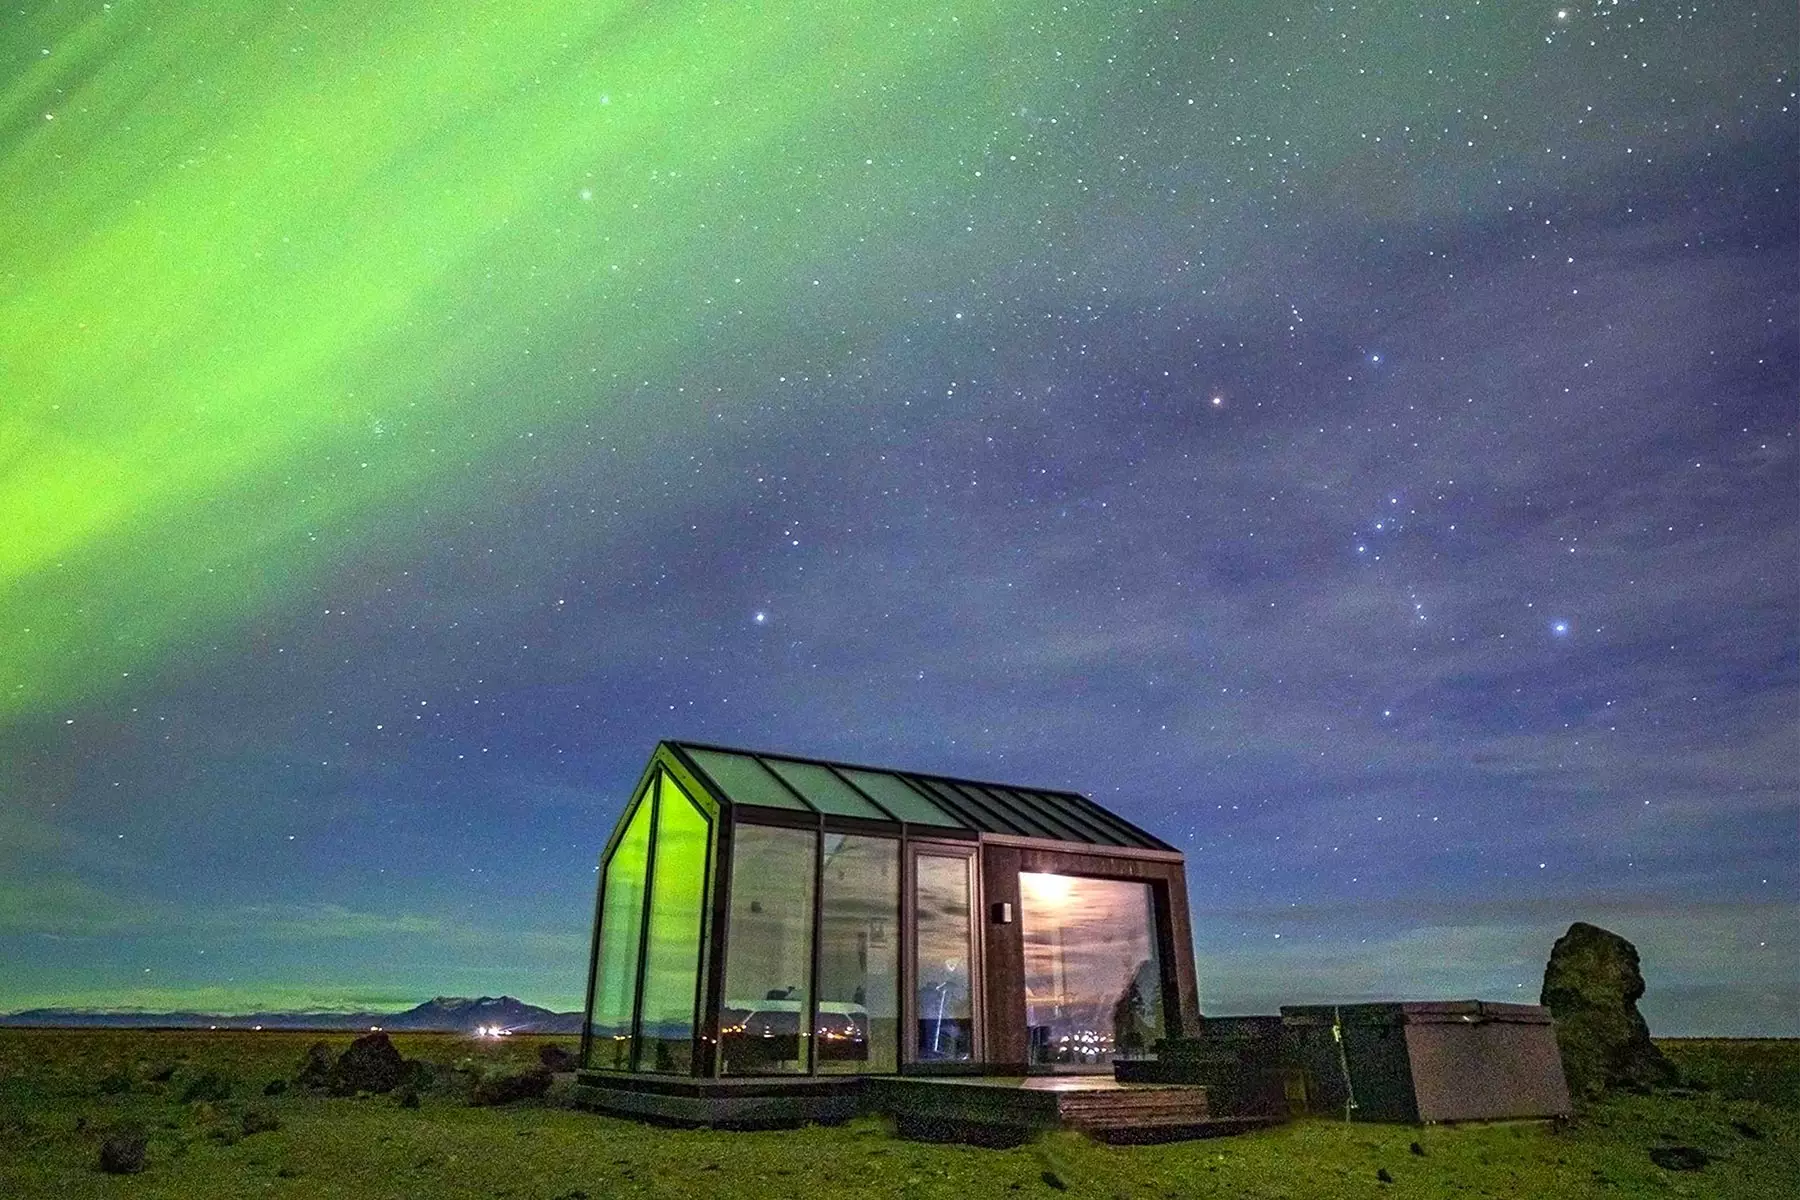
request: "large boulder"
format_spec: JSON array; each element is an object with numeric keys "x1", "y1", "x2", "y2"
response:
[
  {"x1": 328, "y1": 1032, "x2": 406, "y2": 1095},
  {"x1": 1540, "y1": 921, "x2": 1679, "y2": 1097}
]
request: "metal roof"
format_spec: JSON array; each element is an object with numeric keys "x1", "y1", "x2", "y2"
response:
[{"x1": 663, "y1": 740, "x2": 1174, "y2": 852}]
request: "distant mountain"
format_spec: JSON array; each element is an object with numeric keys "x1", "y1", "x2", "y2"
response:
[{"x1": 0, "y1": 995, "x2": 582, "y2": 1034}]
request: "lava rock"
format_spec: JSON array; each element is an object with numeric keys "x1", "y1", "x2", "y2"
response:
[
  {"x1": 329, "y1": 1032, "x2": 406, "y2": 1095},
  {"x1": 94, "y1": 1069, "x2": 133, "y2": 1095},
  {"x1": 395, "y1": 1057, "x2": 444, "y2": 1093},
  {"x1": 538, "y1": 1043, "x2": 577, "y2": 1072},
  {"x1": 1648, "y1": 1145, "x2": 1711, "y2": 1171},
  {"x1": 1540, "y1": 922, "x2": 1679, "y2": 1098},
  {"x1": 240, "y1": 1106, "x2": 281, "y2": 1136},
  {"x1": 295, "y1": 1041, "x2": 334, "y2": 1088},
  {"x1": 98, "y1": 1126, "x2": 148, "y2": 1174},
  {"x1": 263, "y1": 1078, "x2": 289, "y2": 1096},
  {"x1": 178, "y1": 1069, "x2": 235, "y2": 1103},
  {"x1": 469, "y1": 1065, "x2": 554, "y2": 1106}
]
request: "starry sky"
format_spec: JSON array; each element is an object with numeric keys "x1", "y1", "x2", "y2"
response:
[{"x1": 2, "y1": 2, "x2": 1794, "y2": 1035}]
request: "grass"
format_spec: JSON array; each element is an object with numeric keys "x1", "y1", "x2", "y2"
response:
[{"x1": 1, "y1": 1031, "x2": 1795, "y2": 1198}]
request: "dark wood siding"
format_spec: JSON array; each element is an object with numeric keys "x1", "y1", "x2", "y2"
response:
[{"x1": 978, "y1": 845, "x2": 1027, "y2": 1069}]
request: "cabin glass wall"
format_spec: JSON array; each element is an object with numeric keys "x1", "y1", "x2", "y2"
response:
[
  {"x1": 913, "y1": 852, "x2": 976, "y2": 1062},
  {"x1": 1019, "y1": 873, "x2": 1164, "y2": 1067},
  {"x1": 720, "y1": 824, "x2": 817, "y2": 1074},
  {"x1": 815, "y1": 835, "x2": 899, "y2": 1074},
  {"x1": 634, "y1": 773, "x2": 711, "y2": 1073},
  {"x1": 586, "y1": 798, "x2": 651, "y2": 1070}
]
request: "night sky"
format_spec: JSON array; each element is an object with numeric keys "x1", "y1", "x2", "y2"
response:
[{"x1": 3, "y1": 2, "x2": 1794, "y2": 1036}]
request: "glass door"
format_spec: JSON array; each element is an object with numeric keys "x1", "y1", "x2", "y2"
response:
[
  {"x1": 1018, "y1": 872, "x2": 1165, "y2": 1068},
  {"x1": 909, "y1": 846, "x2": 979, "y2": 1063}
]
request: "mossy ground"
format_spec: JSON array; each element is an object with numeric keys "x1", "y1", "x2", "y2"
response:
[{"x1": 1, "y1": 1031, "x2": 1794, "y2": 1198}]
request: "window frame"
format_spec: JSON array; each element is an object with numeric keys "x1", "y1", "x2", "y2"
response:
[{"x1": 902, "y1": 839, "x2": 985, "y2": 1070}]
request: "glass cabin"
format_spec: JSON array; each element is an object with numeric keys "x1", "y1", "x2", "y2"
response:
[{"x1": 579, "y1": 742, "x2": 1200, "y2": 1081}]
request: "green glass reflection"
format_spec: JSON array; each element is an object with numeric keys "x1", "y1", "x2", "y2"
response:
[
  {"x1": 816, "y1": 835, "x2": 899, "y2": 1074},
  {"x1": 587, "y1": 794, "x2": 651, "y2": 1070},
  {"x1": 762, "y1": 758, "x2": 886, "y2": 820},
  {"x1": 839, "y1": 768, "x2": 966, "y2": 827},
  {"x1": 720, "y1": 824, "x2": 817, "y2": 1074},
  {"x1": 637, "y1": 773, "x2": 711, "y2": 1073},
  {"x1": 685, "y1": 748, "x2": 808, "y2": 810}
]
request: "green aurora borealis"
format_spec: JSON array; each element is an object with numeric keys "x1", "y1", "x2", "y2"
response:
[
  {"x1": 5, "y1": 0, "x2": 1078, "y2": 716},
  {"x1": 1, "y1": 0, "x2": 1597, "y2": 720}
]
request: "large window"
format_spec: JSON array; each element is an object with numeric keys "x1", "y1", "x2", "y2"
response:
[
  {"x1": 913, "y1": 851, "x2": 975, "y2": 1062},
  {"x1": 720, "y1": 824, "x2": 817, "y2": 1074},
  {"x1": 587, "y1": 797, "x2": 651, "y2": 1070},
  {"x1": 816, "y1": 835, "x2": 899, "y2": 1074},
  {"x1": 636, "y1": 774, "x2": 711, "y2": 1073},
  {"x1": 1019, "y1": 873, "x2": 1165, "y2": 1067}
]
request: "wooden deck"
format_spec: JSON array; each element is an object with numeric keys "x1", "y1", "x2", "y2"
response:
[
  {"x1": 574, "y1": 1069, "x2": 1280, "y2": 1142},
  {"x1": 868, "y1": 1075, "x2": 1237, "y2": 1144}
]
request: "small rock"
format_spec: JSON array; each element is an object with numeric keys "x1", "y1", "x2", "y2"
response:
[
  {"x1": 1648, "y1": 1146, "x2": 1711, "y2": 1172},
  {"x1": 295, "y1": 1041, "x2": 334, "y2": 1088},
  {"x1": 98, "y1": 1127, "x2": 148, "y2": 1174},
  {"x1": 1039, "y1": 1169, "x2": 1067, "y2": 1191},
  {"x1": 263, "y1": 1078, "x2": 288, "y2": 1096},
  {"x1": 240, "y1": 1106, "x2": 281, "y2": 1136},
  {"x1": 396, "y1": 1058, "x2": 442, "y2": 1093},
  {"x1": 95, "y1": 1069, "x2": 133, "y2": 1095},
  {"x1": 1409, "y1": 1141, "x2": 1425, "y2": 1156},
  {"x1": 179, "y1": 1069, "x2": 234, "y2": 1103},
  {"x1": 1732, "y1": 1120, "x2": 1764, "y2": 1140},
  {"x1": 145, "y1": 1063, "x2": 178, "y2": 1083},
  {"x1": 1377, "y1": 1167, "x2": 1395, "y2": 1184},
  {"x1": 396, "y1": 1087, "x2": 421, "y2": 1109},
  {"x1": 469, "y1": 1065, "x2": 553, "y2": 1106},
  {"x1": 538, "y1": 1043, "x2": 577, "y2": 1072}
]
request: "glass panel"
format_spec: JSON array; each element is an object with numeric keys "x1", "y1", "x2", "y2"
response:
[
  {"x1": 763, "y1": 758, "x2": 888, "y2": 821},
  {"x1": 913, "y1": 853, "x2": 975, "y2": 1062},
  {"x1": 587, "y1": 796, "x2": 651, "y2": 1070},
  {"x1": 685, "y1": 747, "x2": 808, "y2": 810},
  {"x1": 720, "y1": 824, "x2": 817, "y2": 1073},
  {"x1": 816, "y1": 835, "x2": 899, "y2": 1074},
  {"x1": 636, "y1": 773, "x2": 711, "y2": 1073},
  {"x1": 1019, "y1": 873, "x2": 1165, "y2": 1067},
  {"x1": 840, "y1": 768, "x2": 966, "y2": 827}
]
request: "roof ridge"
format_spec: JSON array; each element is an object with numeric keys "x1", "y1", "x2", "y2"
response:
[
  {"x1": 662, "y1": 738, "x2": 1173, "y2": 852},
  {"x1": 666, "y1": 738, "x2": 1087, "y2": 799}
]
